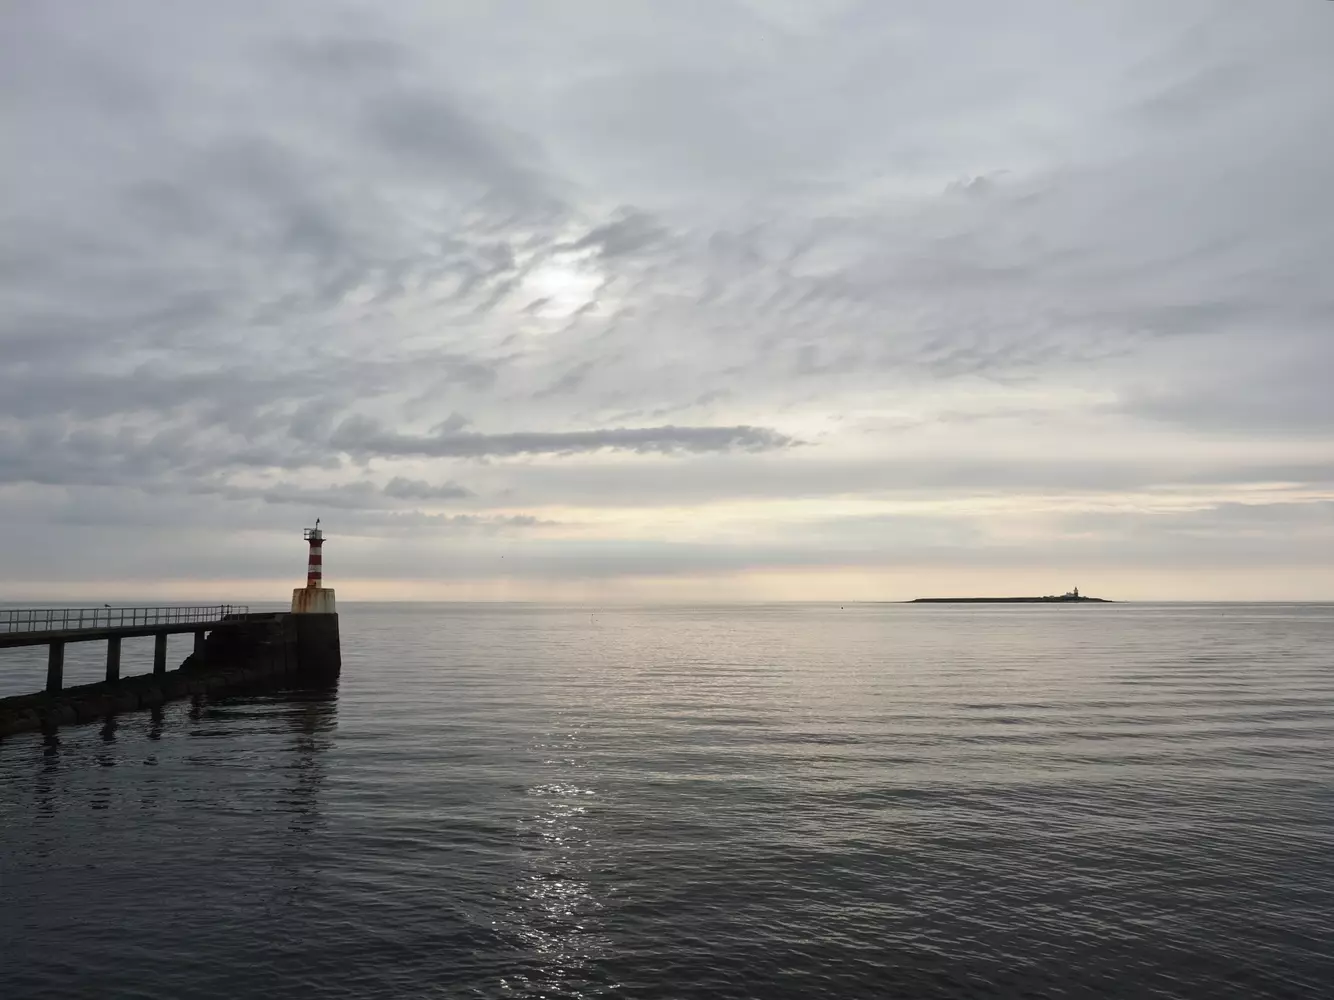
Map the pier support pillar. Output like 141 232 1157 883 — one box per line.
193 629 207 660
153 633 168 675
46 641 65 694
106 637 121 683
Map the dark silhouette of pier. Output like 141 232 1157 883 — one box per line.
1 527 340 737
0 605 249 693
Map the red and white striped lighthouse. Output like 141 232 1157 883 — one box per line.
304 522 324 588
292 520 337 614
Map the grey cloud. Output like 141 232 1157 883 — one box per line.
272 35 411 80
428 412 472 436
467 454 1334 509
182 477 475 512
1120 332 1334 435
323 500 1334 582
567 211 668 259
363 511 554 532
382 477 474 501
0 418 344 491
2 1 1333 596
244 481 384 511
328 417 797 459
0 480 1327 590
0 495 557 588
362 89 553 208
1038 501 1334 569
535 361 596 399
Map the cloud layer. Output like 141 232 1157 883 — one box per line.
2 1 1332 600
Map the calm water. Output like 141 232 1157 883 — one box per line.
2 602 1332 998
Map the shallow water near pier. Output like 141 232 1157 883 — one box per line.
2 602 1332 998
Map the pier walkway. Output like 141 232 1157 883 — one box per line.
0 605 248 692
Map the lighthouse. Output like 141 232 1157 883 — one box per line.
292 520 337 614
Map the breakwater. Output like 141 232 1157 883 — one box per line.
0 612 339 739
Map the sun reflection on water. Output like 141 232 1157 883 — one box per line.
503 724 614 997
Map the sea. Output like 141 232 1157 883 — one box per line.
1 602 1331 999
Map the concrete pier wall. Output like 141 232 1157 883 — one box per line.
294 613 341 675
0 612 340 739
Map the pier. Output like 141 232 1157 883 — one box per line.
0 605 250 693
0 525 341 738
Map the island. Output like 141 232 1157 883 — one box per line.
909 588 1112 604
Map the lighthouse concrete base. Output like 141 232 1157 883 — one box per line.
291 588 340 677
292 587 337 614
294 612 341 677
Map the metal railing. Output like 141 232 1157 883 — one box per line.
0 605 248 635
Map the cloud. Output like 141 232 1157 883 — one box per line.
1 1 1332 598
191 479 443 511
361 89 554 208
271 35 410 81
327 417 798 459
566 210 669 259
382 477 474 501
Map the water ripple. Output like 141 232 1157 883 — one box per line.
2 603 1333 998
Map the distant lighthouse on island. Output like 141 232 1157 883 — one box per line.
909 585 1111 604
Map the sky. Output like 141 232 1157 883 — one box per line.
2 0 1332 603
